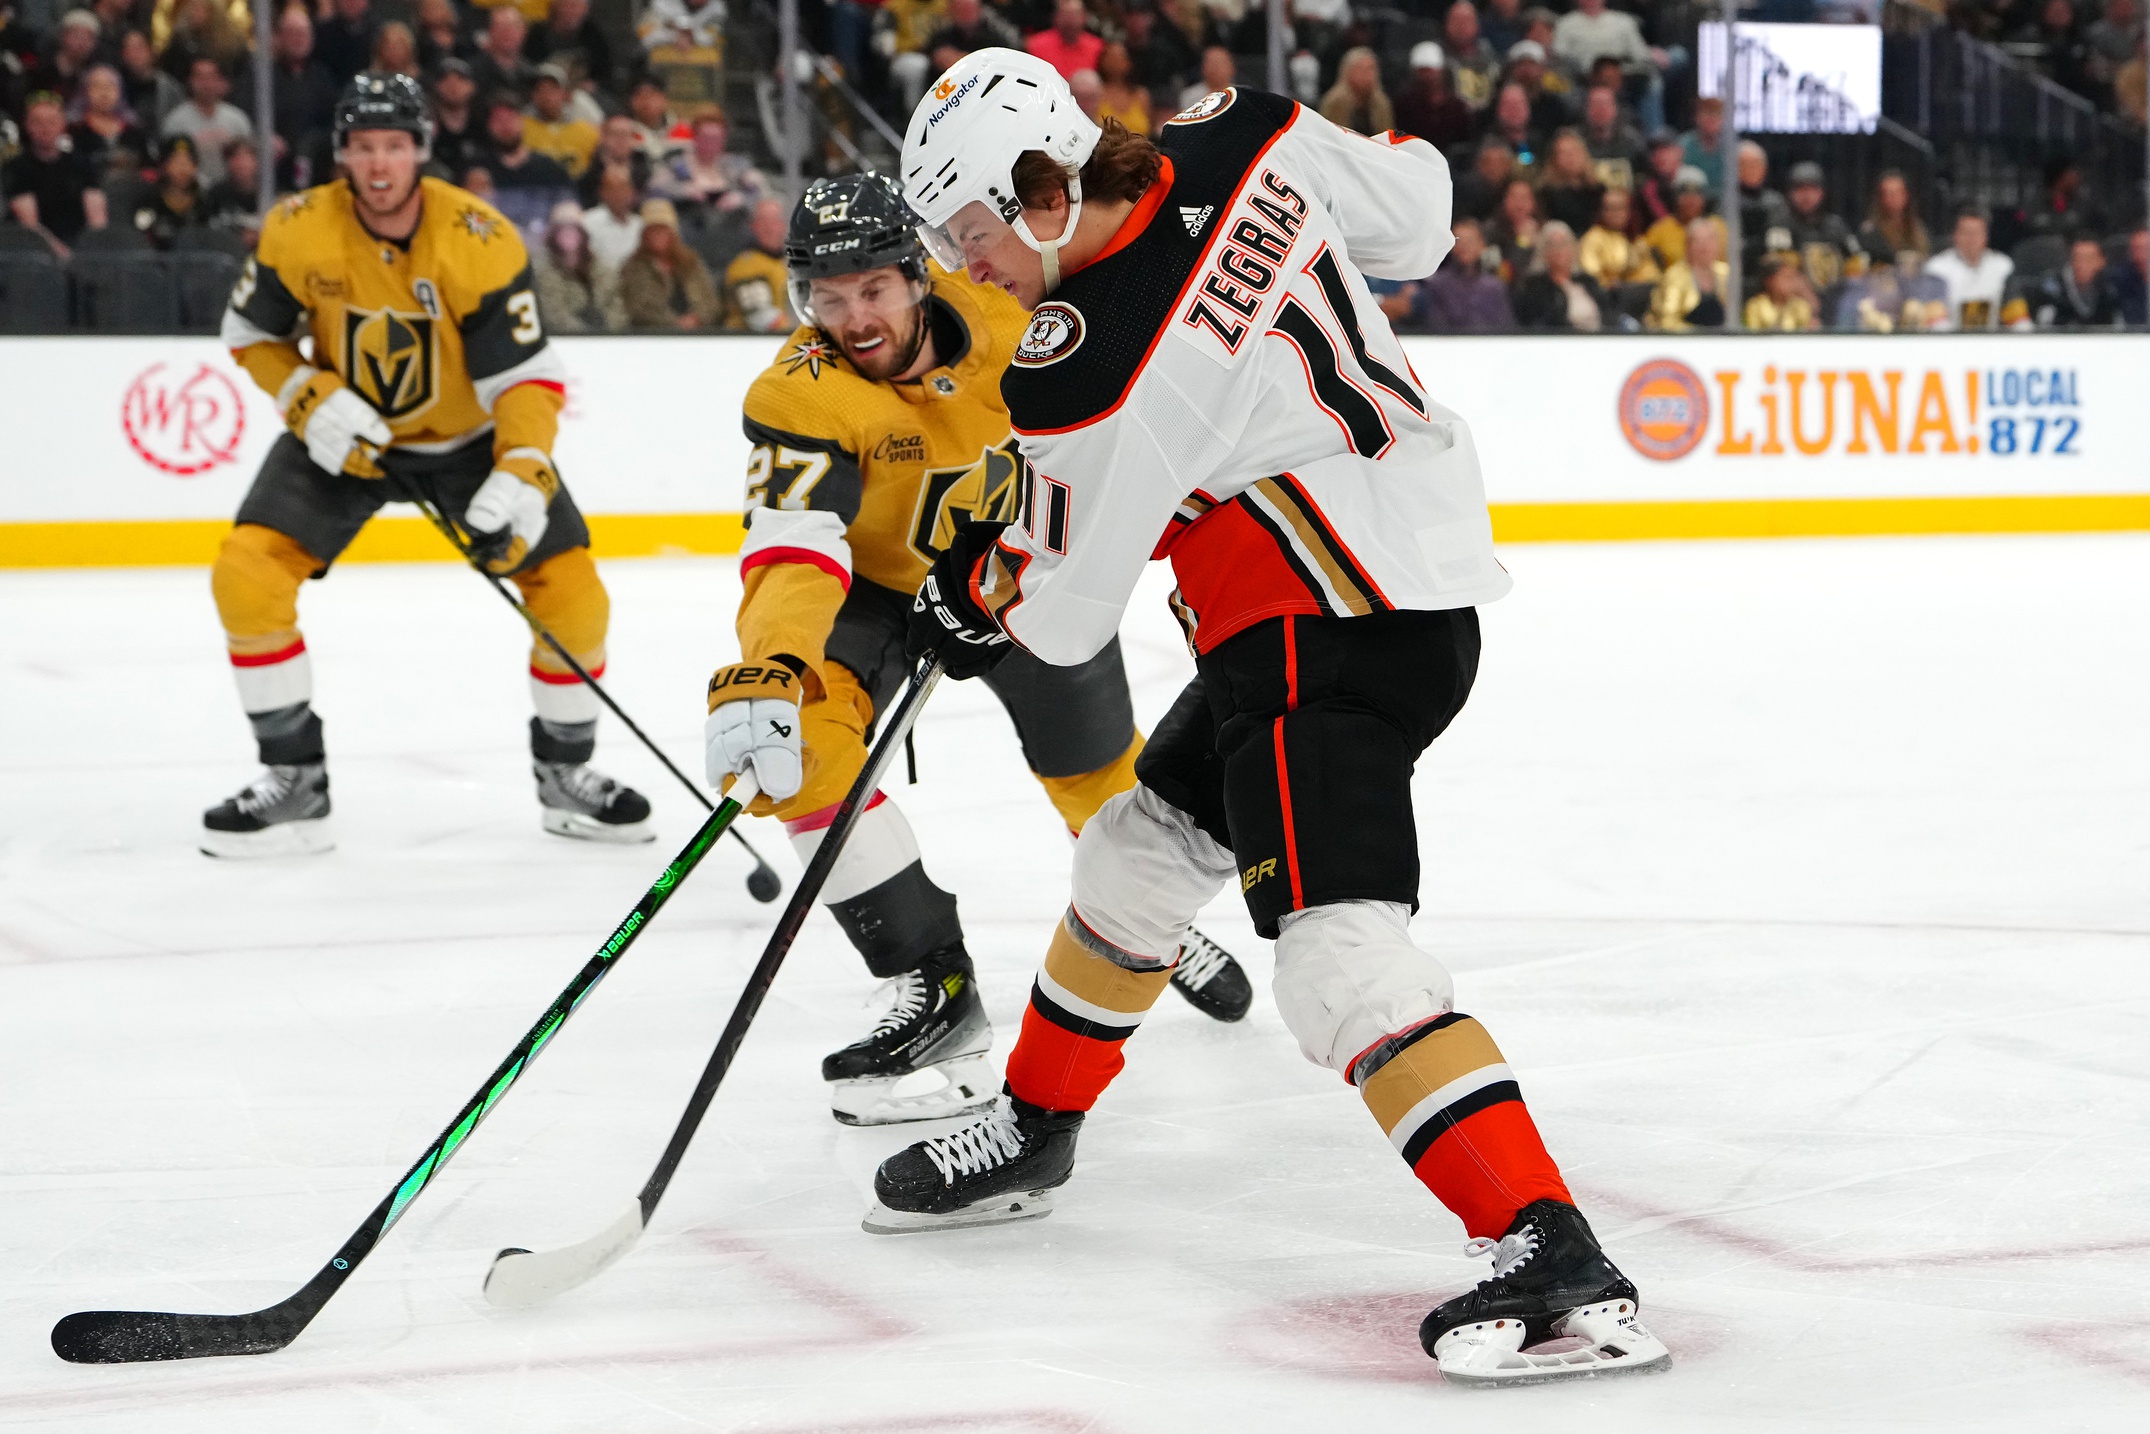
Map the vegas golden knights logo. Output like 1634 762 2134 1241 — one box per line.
341 307 437 420
909 438 1021 560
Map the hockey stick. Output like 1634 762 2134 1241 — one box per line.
50 774 762 1365
482 656 945 1307
405 492 781 904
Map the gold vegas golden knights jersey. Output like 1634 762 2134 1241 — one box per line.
732 268 1029 695
221 176 567 462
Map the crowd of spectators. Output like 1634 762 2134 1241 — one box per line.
1 0 793 331
2 0 2148 331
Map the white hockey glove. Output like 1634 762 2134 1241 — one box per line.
704 660 803 804
462 449 558 574
280 366 391 479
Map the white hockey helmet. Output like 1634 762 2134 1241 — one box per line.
900 47 1102 290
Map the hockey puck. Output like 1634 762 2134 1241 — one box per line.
746 866 782 903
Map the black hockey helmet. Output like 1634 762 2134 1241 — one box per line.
332 71 433 159
784 171 931 327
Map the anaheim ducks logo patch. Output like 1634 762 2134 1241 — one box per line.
1168 88 1236 125
342 306 437 420
783 336 835 378
1013 303 1084 368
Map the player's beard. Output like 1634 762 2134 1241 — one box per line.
350 169 420 227
836 304 926 382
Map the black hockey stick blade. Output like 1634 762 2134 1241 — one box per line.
483 658 944 1307
51 779 758 1364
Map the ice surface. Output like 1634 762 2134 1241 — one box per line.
1 536 2146 1432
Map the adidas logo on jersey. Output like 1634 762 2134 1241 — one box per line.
1180 205 1214 238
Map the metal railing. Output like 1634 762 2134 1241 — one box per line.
1882 0 2147 223
0 252 245 335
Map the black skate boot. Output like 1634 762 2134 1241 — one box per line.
200 763 332 858
823 944 995 1125
863 1092 1084 1233
1420 1199 1670 1386
1171 928 1253 1022
535 760 654 843
531 716 652 843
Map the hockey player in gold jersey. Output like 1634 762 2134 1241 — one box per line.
205 73 651 856
702 174 1252 1127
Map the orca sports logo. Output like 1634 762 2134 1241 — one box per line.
1013 303 1084 367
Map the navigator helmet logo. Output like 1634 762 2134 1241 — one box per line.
927 75 980 126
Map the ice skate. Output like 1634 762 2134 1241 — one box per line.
200 763 333 858
1171 928 1253 1022
863 1094 1083 1233
535 760 654 843
1421 1199 1671 1387
824 945 996 1125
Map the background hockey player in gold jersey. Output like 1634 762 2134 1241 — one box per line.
701 173 1252 1127
206 73 650 856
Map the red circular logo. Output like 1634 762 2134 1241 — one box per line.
121 361 248 476
1617 359 1710 462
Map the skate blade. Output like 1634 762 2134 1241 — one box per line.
1435 1301 1672 1387
541 808 656 844
831 1055 997 1127
199 818 334 859
861 1188 1056 1235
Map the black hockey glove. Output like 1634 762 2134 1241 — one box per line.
906 521 1013 680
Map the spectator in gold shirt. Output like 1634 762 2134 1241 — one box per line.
1742 254 1819 331
1649 217 1731 331
522 65 599 176
1579 187 1660 290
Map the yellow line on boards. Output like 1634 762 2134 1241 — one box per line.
1489 494 2150 542
2 498 2146 568
0 513 750 568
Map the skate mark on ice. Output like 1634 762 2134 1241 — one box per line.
2030 1324 2150 1387
690 1229 919 1344
2 1235 917 1418
1591 1188 2150 1275
751 1410 1119 1432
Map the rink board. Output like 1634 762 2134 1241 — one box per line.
0 333 2144 566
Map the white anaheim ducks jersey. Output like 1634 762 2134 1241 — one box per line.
981 90 1511 665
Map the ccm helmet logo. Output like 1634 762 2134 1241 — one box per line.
927 75 980 125
813 237 861 254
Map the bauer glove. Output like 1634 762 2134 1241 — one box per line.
280 366 390 479
906 520 1013 680
462 450 558 574
705 660 804 804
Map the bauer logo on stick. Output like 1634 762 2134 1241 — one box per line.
1013 303 1085 368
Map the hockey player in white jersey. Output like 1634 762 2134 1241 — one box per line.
871 51 1669 1385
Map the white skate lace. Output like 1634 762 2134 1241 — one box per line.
1173 934 1229 991
1463 1226 1541 1282
235 766 298 817
922 1102 1023 1186
867 969 930 1037
549 762 619 809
